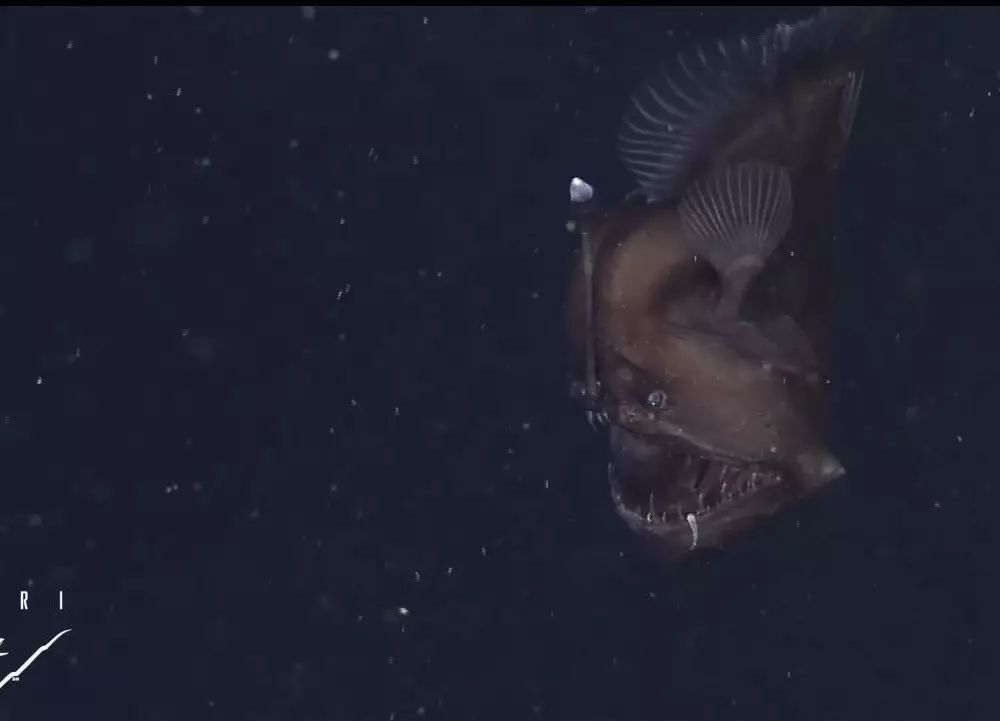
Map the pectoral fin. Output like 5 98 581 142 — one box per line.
679 163 794 317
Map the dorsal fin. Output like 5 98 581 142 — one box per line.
617 35 773 203
617 7 889 203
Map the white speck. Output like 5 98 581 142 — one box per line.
66 40 74 50
396 606 409 617
957 435 963 443
565 219 577 232
201 216 210 225
327 48 341 61
36 376 43 385
289 138 299 150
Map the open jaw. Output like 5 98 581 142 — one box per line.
607 441 787 550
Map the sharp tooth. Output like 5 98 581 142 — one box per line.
685 512 699 550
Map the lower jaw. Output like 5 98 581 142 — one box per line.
609 448 786 527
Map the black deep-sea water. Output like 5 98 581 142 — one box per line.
2 7 996 720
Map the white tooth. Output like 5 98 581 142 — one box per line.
685 512 699 550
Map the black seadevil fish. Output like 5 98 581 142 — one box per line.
565 7 889 560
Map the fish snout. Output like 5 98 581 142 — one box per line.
794 448 845 488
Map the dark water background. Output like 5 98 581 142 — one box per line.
1 6 996 720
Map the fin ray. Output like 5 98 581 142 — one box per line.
617 7 889 202
679 163 793 306
840 70 865 138
617 38 768 202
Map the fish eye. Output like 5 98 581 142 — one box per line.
646 389 669 409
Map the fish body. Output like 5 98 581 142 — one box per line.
565 8 890 558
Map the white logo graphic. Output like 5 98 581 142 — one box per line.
0 629 72 693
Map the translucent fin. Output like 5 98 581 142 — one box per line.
840 70 865 138
617 36 771 202
769 7 891 62
679 163 793 310
617 7 889 202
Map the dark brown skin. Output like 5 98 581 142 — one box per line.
565 7 889 560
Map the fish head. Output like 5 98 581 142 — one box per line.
602 329 843 555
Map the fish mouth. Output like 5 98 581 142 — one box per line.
607 430 790 551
